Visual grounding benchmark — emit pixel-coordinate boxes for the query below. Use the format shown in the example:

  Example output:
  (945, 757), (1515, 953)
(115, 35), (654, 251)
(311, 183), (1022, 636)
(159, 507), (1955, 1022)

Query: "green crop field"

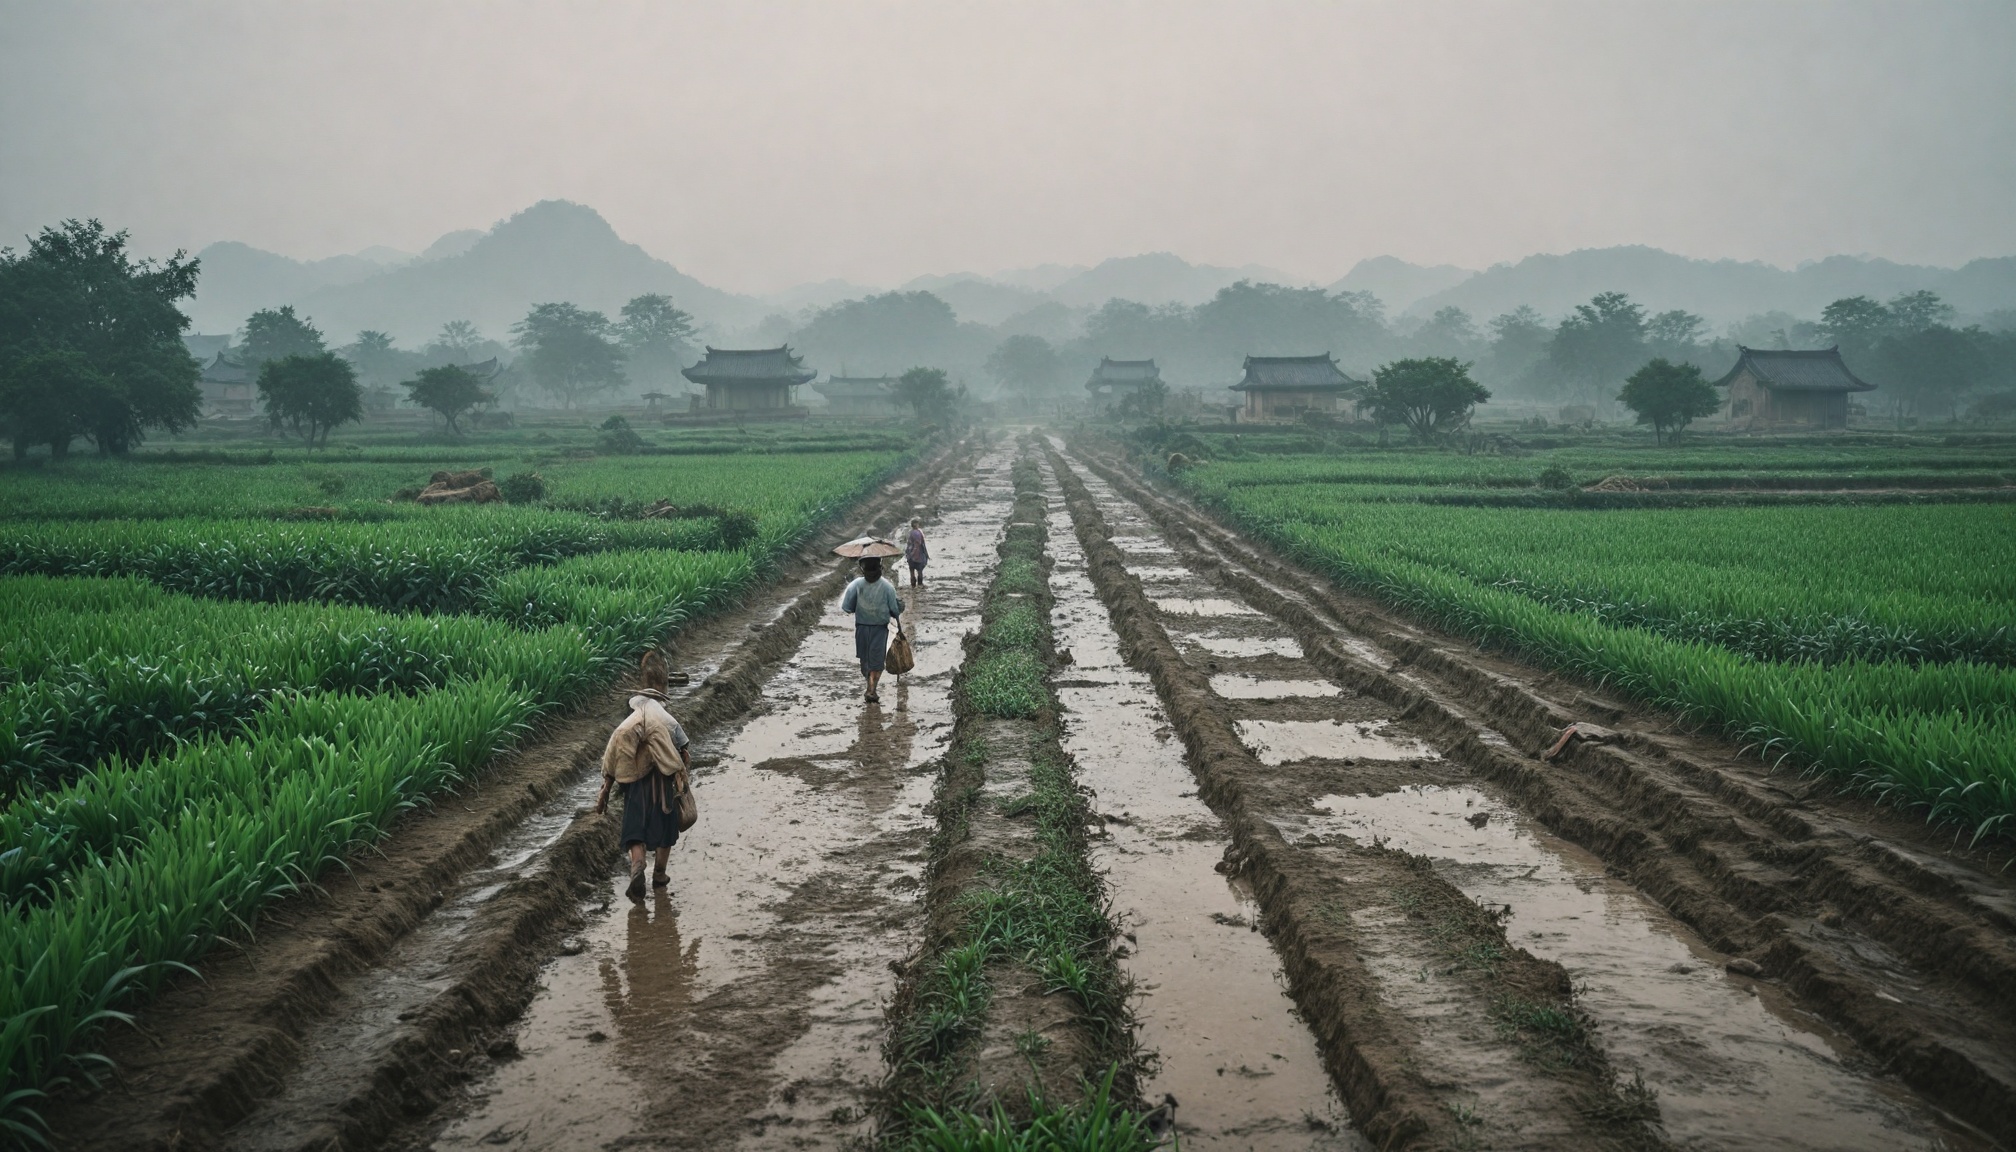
(0, 425), (915, 1133)
(1153, 431), (2016, 845)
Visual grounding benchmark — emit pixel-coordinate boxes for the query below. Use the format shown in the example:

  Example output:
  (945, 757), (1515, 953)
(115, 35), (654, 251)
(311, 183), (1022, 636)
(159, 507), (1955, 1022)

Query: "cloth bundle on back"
(597, 650), (696, 901)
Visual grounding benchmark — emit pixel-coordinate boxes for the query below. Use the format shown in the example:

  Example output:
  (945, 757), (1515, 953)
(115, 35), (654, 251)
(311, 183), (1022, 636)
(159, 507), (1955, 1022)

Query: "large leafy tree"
(1618, 358), (1720, 444)
(239, 305), (326, 369)
(616, 294), (698, 392)
(404, 364), (491, 434)
(895, 366), (961, 422)
(1871, 325), (1989, 423)
(0, 219), (202, 457)
(1366, 357), (1490, 440)
(432, 320), (485, 362)
(258, 352), (362, 447)
(512, 302), (624, 408)
(1547, 291), (1647, 405)
(984, 334), (1063, 396)
(1482, 306), (1552, 391)
(1413, 307), (1483, 357)
(792, 291), (961, 376)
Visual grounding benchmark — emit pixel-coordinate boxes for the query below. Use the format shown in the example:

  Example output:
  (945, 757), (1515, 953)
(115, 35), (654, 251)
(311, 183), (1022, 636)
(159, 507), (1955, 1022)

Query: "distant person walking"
(905, 518), (929, 587)
(596, 652), (693, 901)
(841, 556), (904, 703)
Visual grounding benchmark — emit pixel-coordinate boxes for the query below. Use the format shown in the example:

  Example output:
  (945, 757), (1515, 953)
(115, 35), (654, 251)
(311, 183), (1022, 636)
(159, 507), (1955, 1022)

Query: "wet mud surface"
(400, 444), (1021, 1151)
(1054, 441), (2007, 1151)
(1042, 457), (1368, 1151)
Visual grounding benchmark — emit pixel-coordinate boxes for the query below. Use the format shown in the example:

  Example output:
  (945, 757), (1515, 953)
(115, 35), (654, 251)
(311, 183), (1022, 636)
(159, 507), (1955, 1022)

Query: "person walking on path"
(841, 555), (904, 703)
(596, 652), (693, 901)
(904, 518), (929, 587)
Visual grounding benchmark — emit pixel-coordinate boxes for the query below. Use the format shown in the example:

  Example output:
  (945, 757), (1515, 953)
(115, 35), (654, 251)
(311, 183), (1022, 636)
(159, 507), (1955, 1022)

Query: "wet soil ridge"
(1070, 442), (2016, 1148)
(39, 442), (975, 1152)
(1044, 444), (1665, 1152)
(879, 442), (1152, 1148)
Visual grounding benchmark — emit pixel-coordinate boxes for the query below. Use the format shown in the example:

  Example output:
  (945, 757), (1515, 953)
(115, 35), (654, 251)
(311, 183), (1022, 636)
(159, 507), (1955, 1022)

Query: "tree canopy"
(1366, 357), (1489, 440)
(258, 352), (362, 447)
(1547, 292), (1647, 405)
(404, 364), (491, 434)
(512, 302), (625, 408)
(0, 218), (202, 457)
(984, 334), (1063, 396)
(895, 366), (961, 422)
(617, 294), (698, 393)
(240, 305), (326, 369)
(1618, 358), (1720, 444)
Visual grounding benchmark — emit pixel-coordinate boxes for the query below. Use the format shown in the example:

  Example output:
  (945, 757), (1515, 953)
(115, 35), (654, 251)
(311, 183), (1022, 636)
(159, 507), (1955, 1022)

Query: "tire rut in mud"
(40, 442), (976, 1152)
(1046, 443), (1660, 1152)
(1067, 442), (2016, 1150)
(395, 440), (1025, 1152)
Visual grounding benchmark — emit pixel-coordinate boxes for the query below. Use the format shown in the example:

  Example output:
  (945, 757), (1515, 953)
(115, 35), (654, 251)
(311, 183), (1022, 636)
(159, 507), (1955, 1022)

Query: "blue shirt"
(841, 576), (904, 626)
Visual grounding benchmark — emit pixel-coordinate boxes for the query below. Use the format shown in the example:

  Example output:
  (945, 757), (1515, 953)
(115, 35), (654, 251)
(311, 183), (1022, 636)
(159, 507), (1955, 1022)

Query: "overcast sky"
(3, 1), (2012, 293)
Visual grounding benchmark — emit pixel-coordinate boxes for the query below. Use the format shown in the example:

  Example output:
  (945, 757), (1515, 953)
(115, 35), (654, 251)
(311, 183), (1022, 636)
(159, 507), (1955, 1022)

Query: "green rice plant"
(891, 1065), (1159, 1152)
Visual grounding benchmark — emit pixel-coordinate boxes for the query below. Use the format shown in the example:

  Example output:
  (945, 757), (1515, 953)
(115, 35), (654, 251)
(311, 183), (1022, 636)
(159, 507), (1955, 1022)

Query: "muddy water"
(1059, 450), (1977, 1152)
(1040, 457), (1368, 1152)
(1281, 787), (1970, 1152)
(410, 447), (1019, 1152)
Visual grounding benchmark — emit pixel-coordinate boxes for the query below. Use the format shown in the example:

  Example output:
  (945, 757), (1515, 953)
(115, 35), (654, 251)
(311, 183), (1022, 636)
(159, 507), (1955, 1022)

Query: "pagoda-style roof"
(455, 357), (502, 382)
(200, 351), (251, 385)
(683, 346), (816, 387)
(1712, 347), (1875, 393)
(1086, 358), (1161, 391)
(1229, 354), (1357, 392)
(814, 375), (897, 399)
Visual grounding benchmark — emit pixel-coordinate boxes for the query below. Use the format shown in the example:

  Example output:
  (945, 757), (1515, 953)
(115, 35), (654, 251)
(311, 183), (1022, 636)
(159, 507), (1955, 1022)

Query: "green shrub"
(498, 470), (546, 504)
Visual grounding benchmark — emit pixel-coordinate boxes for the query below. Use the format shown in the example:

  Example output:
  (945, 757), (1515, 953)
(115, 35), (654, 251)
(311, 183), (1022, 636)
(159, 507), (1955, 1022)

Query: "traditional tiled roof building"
(1085, 358), (1162, 413)
(1712, 347), (1875, 431)
(197, 351), (256, 417)
(1229, 354), (1360, 422)
(682, 346), (815, 411)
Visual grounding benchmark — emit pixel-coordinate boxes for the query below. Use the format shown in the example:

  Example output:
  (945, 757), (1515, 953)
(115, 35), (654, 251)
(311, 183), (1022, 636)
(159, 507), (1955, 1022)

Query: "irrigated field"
(0, 430), (911, 1141)
(1163, 430), (2016, 842)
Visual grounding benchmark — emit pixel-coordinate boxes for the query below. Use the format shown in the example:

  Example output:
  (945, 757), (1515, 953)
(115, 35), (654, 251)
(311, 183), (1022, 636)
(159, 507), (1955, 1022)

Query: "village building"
(813, 375), (903, 418)
(1229, 354), (1360, 422)
(196, 351), (257, 418)
(681, 346), (816, 412)
(1085, 358), (1162, 413)
(1713, 347), (1875, 431)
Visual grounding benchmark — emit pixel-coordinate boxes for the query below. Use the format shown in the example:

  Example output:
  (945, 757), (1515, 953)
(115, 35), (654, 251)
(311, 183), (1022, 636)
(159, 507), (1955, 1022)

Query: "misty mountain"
(1045, 252), (1303, 309)
(1328, 256), (1475, 313)
(897, 274), (1051, 326)
(188, 201), (763, 345)
(1402, 246), (2016, 326)
(185, 242), (407, 333)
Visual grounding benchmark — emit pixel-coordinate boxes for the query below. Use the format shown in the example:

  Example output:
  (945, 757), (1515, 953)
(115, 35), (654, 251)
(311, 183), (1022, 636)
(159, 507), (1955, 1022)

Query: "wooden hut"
(1229, 354), (1359, 422)
(682, 346), (815, 411)
(1713, 347), (1875, 431)
(1085, 358), (1162, 413)
(813, 375), (902, 417)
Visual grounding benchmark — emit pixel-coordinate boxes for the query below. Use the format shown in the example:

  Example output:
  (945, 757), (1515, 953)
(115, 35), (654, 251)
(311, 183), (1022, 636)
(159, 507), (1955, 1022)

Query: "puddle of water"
(1291, 786), (1969, 1152)
(1234, 720), (1439, 766)
(1153, 597), (1263, 617)
(422, 447), (1019, 1152)
(1186, 633), (1306, 659)
(1211, 675), (1342, 700)
(1044, 463), (1367, 1152)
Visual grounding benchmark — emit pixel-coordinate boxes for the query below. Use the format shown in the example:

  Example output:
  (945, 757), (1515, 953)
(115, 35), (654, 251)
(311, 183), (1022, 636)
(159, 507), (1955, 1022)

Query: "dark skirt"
(620, 774), (680, 850)
(855, 622), (890, 674)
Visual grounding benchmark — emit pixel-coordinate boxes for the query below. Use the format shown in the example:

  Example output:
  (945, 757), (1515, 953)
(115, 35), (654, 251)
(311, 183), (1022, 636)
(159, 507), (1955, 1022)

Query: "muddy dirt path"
(1037, 455), (1369, 1151)
(358, 444), (1021, 1152)
(1046, 442), (1992, 1152)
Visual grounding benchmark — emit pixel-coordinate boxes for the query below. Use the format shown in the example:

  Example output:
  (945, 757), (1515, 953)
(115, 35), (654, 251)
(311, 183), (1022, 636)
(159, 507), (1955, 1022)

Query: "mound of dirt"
(416, 469), (501, 505)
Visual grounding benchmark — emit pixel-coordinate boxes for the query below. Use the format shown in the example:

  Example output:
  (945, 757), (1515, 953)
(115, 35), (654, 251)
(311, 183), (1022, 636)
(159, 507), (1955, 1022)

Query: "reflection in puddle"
(1047, 463), (1367, 1151)
(1235, 719), (1438, 766)
(1153, 596), (1263, 617)
(1186, 633), (1305, 659)
(1210, 675), (1341, 700)
(1292, 786), (1963, 1151)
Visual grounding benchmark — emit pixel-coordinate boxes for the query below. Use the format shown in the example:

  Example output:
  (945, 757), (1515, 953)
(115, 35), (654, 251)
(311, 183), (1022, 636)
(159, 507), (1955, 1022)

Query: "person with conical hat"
(840, 555), (904, 704)
(596, 651), (692, 900)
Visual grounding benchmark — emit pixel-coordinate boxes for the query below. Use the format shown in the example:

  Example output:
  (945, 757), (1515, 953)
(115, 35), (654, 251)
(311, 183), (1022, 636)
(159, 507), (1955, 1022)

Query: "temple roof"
(200, 351), (251, 385)
(1229, 354), (1358, 392)
(1086, 357), (1161, 390)
(455, 357), (502, 382)
(1711, 347), (1875, 393)
(814, 375), (897, 398)
(682, 346), (816, 387)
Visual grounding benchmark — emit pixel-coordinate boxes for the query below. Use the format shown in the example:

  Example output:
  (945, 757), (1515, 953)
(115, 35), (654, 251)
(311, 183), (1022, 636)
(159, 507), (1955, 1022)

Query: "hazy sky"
(3, 1), (2013, 293)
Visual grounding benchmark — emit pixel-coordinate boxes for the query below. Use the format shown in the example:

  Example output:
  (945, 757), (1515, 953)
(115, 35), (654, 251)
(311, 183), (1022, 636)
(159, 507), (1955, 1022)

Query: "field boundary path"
(1055, 438), (2016, 1150)
(40, 439), (978, 1152)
